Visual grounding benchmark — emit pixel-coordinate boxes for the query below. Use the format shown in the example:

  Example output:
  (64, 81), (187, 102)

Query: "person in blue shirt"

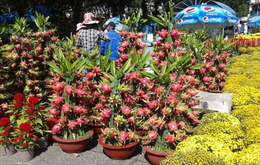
(101, 22), (122, 60)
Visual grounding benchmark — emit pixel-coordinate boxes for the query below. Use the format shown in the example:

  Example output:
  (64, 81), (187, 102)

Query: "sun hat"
(76, 23), (86, 31)
(82, 13), (99, 25)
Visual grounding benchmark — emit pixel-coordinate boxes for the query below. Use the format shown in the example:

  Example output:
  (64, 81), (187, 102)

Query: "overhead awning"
(173, 0), (236, 16)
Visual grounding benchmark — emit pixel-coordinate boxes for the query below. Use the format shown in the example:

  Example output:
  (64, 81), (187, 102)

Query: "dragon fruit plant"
(185, 35), (231, 92)
(0, 13), (57, 103)
(137, 29), (202, 152)
(97, 31), (151, 146)
(48, 35), (91, 139)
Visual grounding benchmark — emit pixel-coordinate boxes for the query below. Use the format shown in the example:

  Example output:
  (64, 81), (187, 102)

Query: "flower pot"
(0, 145), (16, 156)
(208, 90), (223, 93)
(88, 123), (104, 134)
(143, 146), (172, 165)
(52, 130), (94, 153)
(36, 134), (49, 150)
(17, 148), (34, 162)
(98, 136), (139, 160)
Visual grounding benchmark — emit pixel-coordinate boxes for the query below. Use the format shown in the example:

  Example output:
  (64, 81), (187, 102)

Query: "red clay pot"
(53, 130), (94, 153)
(98, 136), (139, 160)
(208, 90), (223, 93)
(88, 123), (104, 134)
(143, 146), (172, 165)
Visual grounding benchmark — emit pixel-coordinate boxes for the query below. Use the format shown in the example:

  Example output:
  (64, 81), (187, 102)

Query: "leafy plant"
(120, 8), (147, 32)
(149, 1), (181, 30)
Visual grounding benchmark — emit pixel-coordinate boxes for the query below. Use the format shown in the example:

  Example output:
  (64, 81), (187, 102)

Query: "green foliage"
(149, 1), (179, 30)
(34, 12), (51, 32)
(120, 8), (147, 32)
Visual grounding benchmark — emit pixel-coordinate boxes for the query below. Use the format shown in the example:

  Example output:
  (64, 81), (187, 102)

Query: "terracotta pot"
(52, 130), (94, 153)
(0, 145), (16, 156)
(143, 146), (172, 165)
(17, 148), (34, 162)
(208, 90), (223, 93)
(98, 136), (139, 160)
(88, 123), (104, 134)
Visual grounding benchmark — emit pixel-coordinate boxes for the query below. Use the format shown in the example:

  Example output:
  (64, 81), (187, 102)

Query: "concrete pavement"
(0, 135), (150, 165)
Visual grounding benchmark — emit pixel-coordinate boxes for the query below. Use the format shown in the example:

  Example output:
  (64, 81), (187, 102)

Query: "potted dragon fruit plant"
(48, 37), (93, 153)
(97, 31), (150, 160)
(137, 25), (203, 164)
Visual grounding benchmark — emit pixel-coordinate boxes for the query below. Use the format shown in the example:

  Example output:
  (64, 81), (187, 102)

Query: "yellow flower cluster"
(194, 113), (245, 152)
(237, 33), (260, 39)
(161, 144), (227, 165)
(224, 53), (260, 108)
(163, 53), (260, 164)
(234, 143), (260, 164)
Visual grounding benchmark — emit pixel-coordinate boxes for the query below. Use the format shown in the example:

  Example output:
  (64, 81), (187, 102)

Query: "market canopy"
(173, 0), (236, 16)
(174, 4), (238, 29)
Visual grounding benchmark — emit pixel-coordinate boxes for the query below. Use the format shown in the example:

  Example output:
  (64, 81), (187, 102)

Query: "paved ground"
(0, 135), (151, 165)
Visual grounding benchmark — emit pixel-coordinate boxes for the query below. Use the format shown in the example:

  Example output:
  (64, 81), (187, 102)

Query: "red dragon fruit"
(159, 29), (168, 38)
(52, 123), (62, 134)
(61, 103), (72, 114)
(171, 83), (182, 92)
(121, 106), (132, 116)
(168, 121), (178, 131)
(64, 85), (73, 96)
(165, 134), (175, 144)
(74, 105), (84, 114)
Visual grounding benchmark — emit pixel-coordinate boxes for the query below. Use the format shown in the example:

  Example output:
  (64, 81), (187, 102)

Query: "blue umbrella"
(174, 4), (238, 29)
(248, 16), (260, 26)
(102, 16), (120, 28)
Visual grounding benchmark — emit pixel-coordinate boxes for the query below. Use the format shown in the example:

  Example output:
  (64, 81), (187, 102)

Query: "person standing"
(76, 13), (110, 54)
(243, 22), (248, 34)
(100, 22), (122, 60)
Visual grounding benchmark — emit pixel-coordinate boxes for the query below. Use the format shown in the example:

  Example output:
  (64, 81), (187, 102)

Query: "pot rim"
(143, 145), (173, 156)
(98, 136), (138, 149)
(52, 130), (93, 143)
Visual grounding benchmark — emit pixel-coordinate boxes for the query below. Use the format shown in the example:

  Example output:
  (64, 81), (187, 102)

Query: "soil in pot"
(143, 146), (172, 165)
(98, 136), (139, 160)
(52, 130), (94, 153)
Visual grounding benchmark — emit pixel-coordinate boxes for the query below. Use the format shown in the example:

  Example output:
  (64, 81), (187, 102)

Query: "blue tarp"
(0, 5), (53, 23)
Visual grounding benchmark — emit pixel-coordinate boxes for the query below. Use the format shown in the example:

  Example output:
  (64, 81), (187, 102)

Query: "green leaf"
(101, 77), (110, 84)
(169, 1), (174, 21)
(71, 59), (80, 69)
(150, 61), (160, 75)
(122, 59), (131, 73)
(35, 118), (43, 125)
(132, 50), (138, 64)
(117, 70), (123, 79)
(74, 58), (87, 71)
(102, 72), (114, 80)
(48, 62), (60, 73)
(139, 71), (156, 79)
(111, 61), (116, 77)
(166, 62), (178, 74)
(65, 58), (71, 72)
